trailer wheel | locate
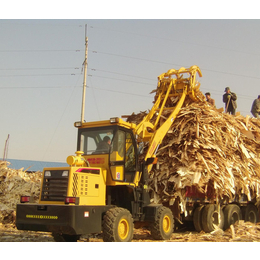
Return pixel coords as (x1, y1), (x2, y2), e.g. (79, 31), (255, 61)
(193, 205), (204, 232)
(52, 233), (80, 242)
(243, 204), (258, 224)
(102, 207), (134, 242)
(223, 204), (242, 230)
(150, 206), (174, 240)
(201, 204), (224, 233)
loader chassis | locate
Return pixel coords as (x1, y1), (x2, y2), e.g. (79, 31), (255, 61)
(16, 204), (112, 235)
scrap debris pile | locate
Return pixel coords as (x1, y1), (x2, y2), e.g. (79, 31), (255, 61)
(0, 161), (42, 224)
(170, 220), (260, 242)
(127, 90), (260, 212)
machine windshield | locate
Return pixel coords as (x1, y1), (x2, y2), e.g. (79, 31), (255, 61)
(79, 128), (114, 155)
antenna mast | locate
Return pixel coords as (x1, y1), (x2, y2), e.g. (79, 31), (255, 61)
(81, 24), (88, 123)
(3, 134), (10, 161)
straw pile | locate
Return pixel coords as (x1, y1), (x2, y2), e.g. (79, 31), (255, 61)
(0, 161), (42, 224)
(127, 90), (260, 214)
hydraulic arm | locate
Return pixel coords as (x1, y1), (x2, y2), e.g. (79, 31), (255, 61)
(134, 65), (202, 168)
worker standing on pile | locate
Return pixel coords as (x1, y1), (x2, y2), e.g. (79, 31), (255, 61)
(205, 92), (215, 107)
(251, 95), (260, 118)
(223, 87), (237, 115)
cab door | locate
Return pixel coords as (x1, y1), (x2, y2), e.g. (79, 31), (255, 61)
(109, 129), (137, 183)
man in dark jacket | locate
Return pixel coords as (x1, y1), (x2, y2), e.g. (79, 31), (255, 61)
(95, 136), (111, 153)
(223, 87), (237, 115)
(251, 95), (260, 118)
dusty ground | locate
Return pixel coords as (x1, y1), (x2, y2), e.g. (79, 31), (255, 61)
(1, 220), (260, 242)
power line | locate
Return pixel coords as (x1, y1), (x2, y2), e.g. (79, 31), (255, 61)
(90, 25), (260, 57)
(0, 67), (80, 71)
(91, 50), (260, 81)
(0, 73), (81, 77)
(88, 74), (154, 86)
(0, 86), (81, 89)
(1, 47), (260, 81)
(41, 73), (83, 161)
(89, 68), (155, 81)
(0, 49), (82, 52)
(0, 21), (83, 27)
(202, 68), (260, 80)
(91, 50), (180, 66)
(89, 86), (152, 98)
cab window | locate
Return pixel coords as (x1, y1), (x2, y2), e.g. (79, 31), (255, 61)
(79, 128), (113, 155)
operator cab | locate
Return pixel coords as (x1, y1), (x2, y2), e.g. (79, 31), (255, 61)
(77, 124), (138, 183)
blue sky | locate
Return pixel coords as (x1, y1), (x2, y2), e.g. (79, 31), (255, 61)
(1, 6), (260, 162)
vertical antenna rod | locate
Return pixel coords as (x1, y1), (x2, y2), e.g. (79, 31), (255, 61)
(3, 134), (10, 161)
(81, 24), (88, 123)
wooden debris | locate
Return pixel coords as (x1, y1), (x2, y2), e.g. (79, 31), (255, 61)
(127, 90), (260, 214)
(0, 160), (42, 224)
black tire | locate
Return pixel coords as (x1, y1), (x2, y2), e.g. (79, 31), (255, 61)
(223, 204), (242, 230)
(102, 207), (134, 242)
(150, 206), (174, 240)
(243, 204), (259, 224)
(193, 205), (204, 232)
(52, 233), (80, 242)
(201, 204), (224, 233)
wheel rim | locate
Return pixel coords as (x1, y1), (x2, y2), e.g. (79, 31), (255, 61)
(118, 218), (129, 240)
(163, 215), (171, 233)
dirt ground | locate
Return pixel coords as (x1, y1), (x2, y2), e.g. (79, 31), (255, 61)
(1, 220), (260, 242)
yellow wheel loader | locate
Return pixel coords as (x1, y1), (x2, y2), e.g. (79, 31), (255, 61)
(16, 66), (202, 242)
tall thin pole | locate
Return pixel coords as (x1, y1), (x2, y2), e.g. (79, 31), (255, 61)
(3, 134), (10, 161)
(81, 24), (88, 123)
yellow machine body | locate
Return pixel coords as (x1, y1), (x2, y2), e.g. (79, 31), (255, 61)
(16, 66), (204, 241)
(40, 65), (202, 206)
(39, 165), (107, 206)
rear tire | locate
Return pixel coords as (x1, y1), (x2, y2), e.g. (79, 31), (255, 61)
(102, 207), (134, 242)
(243, 204), (258, 224)
(201, 204), (224, 233)
(223, 204), (242, 230)
(150, 206), (174, 240)
(193, 205), (204, 232)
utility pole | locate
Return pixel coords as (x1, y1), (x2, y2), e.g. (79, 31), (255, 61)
(3, 134), (10, 161)
(81, 24), (88, 123)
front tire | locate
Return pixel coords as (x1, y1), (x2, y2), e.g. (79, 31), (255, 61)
(102, 207), (134, 242)
(150, 206), (174, 240)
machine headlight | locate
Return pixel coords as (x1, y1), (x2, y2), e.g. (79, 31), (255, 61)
(110, 117), (119, 123)
(44, 171), (51, 177)
(62, 170), (69, 177)
(74, 121), (82, 127)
